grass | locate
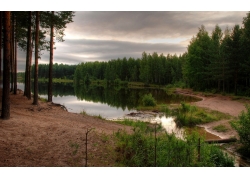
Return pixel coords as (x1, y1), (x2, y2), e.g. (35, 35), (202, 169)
(38, 96), (47, 102)
(114, 121), (235, 167)
(80, 109), (87, 115)
(175, 102), (232, 127)
(93, 114), (106, 120)
(213, 125), (229, 132)
(114, 119), (163, 133)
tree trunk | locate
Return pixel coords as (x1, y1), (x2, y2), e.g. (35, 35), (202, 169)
(14, 17), (17, 95)
(234, 71), (238, 96)
(0, 12), (2, 85)
(24, 11), (32, 99)
(33, 11), (39, 105)
(48, 11), (54, 102)
(1, 11), (11, 120)
(28, 37), (33, 100)
(10, 13), (14, 92)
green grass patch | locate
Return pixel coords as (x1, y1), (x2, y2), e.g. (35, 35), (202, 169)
(213, 125), (229, 132)
(175, 102), (231, 127)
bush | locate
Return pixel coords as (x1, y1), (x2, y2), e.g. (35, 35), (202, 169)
(114, 123), (235, 167)
(231, 104), (250, 152)
(175, 102), (227, 127)
(142, 93), (157, 106)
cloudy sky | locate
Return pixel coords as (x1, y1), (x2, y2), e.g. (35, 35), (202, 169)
(10, 2), (248, 72)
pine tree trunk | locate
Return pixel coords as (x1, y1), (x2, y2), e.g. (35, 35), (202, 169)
(14, 17), (17, 95)
(0, 12), (2, 85)
(27, 38), (33, 100)
(33, 11), (39, 105)
(24, 11), (32, 99)
(1, 11), (11, 120)
(10, 13), (14, 92)
(48, 11), (54, 102)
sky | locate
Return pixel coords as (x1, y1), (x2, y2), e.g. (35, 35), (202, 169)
(2, 1), (249, 72)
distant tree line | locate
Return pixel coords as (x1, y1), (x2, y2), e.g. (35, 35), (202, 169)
(74, 52), (183, 86)
(30, 63), (77, 80)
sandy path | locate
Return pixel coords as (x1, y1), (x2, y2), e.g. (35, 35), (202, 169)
(176, 88), (249, 139)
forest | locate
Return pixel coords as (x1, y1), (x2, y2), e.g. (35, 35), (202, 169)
(0, 11), (74, 119)
(74, 12), (250, 97)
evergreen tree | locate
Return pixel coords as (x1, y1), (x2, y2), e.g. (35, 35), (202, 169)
(33, 11), (40, 105)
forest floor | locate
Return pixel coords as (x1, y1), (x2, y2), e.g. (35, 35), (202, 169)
(0, 88), (249, 167)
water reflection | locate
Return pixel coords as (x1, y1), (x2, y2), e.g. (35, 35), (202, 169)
(18, 82), (200, 120)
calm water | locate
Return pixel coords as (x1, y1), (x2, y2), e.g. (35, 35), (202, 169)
(17, 82), (200, 119)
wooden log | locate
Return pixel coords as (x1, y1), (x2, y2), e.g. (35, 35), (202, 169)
(205, 138), (237, 144)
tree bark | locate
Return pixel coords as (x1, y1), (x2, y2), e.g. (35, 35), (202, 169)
(0, 12), (2, 85)
(10, 13), (14, 92)
(14, 16), (17, 95)
(33, 11), (39, 105)
(48, 11), (54, 102)
(24, 11), (32, 99)
(1, 11), (11, 120)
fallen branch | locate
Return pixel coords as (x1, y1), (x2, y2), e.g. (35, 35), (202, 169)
(205, 138), (237, 144)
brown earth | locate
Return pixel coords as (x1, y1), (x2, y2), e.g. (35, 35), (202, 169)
(0, 90), (132, 167)
(0, 88), (249, 167)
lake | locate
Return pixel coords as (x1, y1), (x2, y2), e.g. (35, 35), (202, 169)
(17, 82), (199, 119)
(17, 82), (202, 136)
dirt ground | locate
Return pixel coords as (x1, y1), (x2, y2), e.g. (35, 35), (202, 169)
(175, 88), (248, 139)
(0, 88), (248, 167)
(0, 90), (132, 167)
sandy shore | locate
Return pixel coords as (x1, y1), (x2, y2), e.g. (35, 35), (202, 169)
(176, 88), (248, 139)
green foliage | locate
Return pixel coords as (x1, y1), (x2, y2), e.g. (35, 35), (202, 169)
(114, 122), (234, 167)
(31, 63), (77, 80)
(213, 125), (228, 132)
(175, 102), (230, 127)
(74, 52), (184, 87)
(142, 93), (157, 107)
(231, 105), (250, 152)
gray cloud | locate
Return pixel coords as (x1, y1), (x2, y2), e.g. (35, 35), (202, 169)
(49, 39), (184, 64)
(66, 11), (247, 40)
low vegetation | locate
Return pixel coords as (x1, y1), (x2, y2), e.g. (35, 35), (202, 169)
(175, 102), (231, 127)
(141, 93), (157, 107)
(231, 104), (250, 157)
(114, 120), (234, 167)
(213, 125), (229, 132)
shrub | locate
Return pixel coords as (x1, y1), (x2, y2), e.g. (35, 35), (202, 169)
(231, 104), (250, 152)
(175, 102), (226, 127)
(114, 123), (235, 167)
(142, 93), (157, 106)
